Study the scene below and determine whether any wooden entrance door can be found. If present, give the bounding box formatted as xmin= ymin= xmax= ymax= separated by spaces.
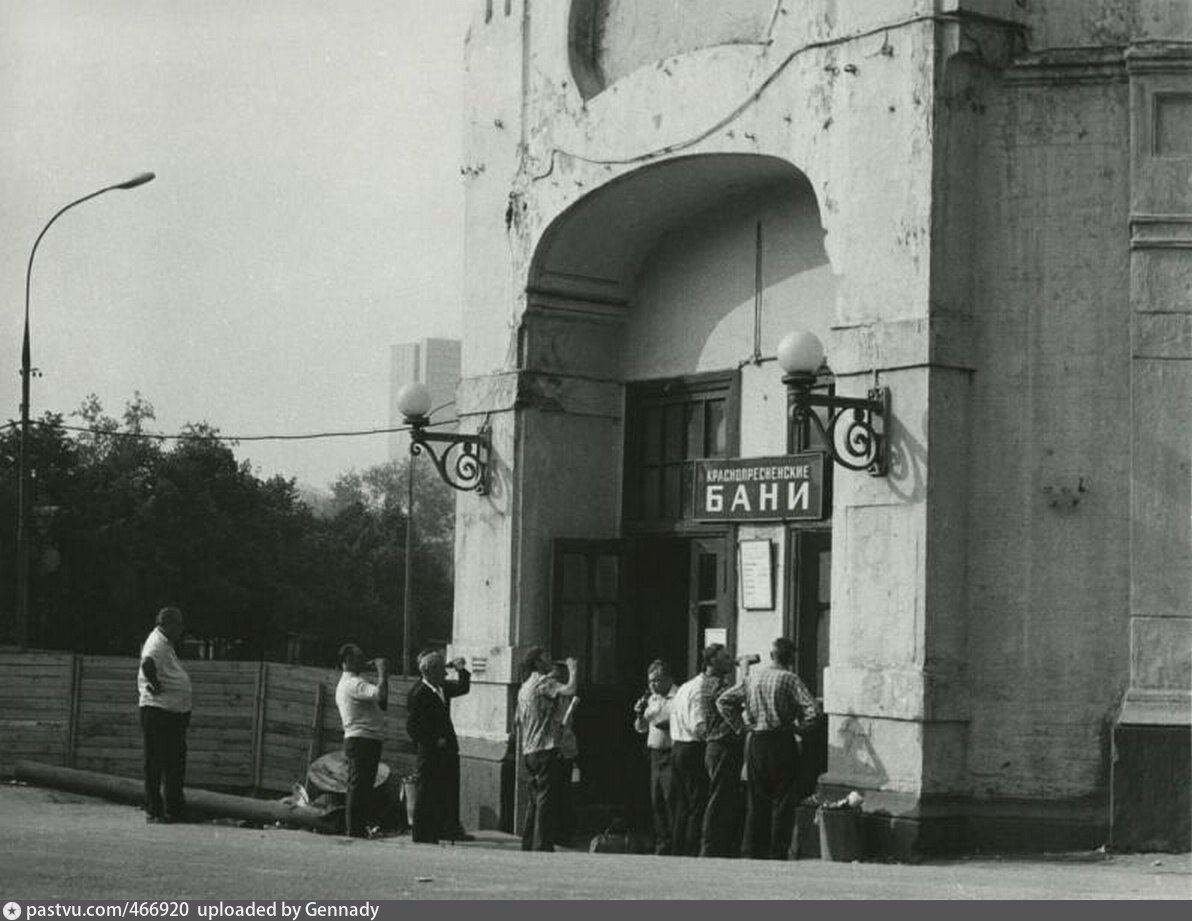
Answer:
xmin=786 ymin=527 xmax=831 ymax=795
xmin=548 ymin=534 xmax=733 ymax=834
xmin=549 ymin=539 xmax=637 ymax=830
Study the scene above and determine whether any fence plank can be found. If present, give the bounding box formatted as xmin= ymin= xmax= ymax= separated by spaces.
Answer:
xmin=0 ymin=654 xmax=433 ymax=793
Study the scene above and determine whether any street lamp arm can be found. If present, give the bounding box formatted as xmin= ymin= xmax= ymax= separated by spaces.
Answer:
xmin=24 ymin=173 xmax=157 ymax=340
xmin=16 ymin=171 xmax=155 ymax=649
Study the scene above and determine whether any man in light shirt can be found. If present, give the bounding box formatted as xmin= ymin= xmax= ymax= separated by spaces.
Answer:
xmin=633 ymin=659 xmax=676 ymax=855
xmin=334 ymin=643 xmax=389 ymax=838
xmin=516 ymin=646 xmax=579 ymax=851
xmin=669 ymin=651 xmax=715 ymax=856
xmin=137 ymin=606 xmax=192 ymax=824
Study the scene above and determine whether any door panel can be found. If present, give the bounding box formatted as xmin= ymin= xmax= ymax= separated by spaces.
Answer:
xmin=790 ymin=529 xmax=831 ymax=696
xmin=551 ymin=540 xmax=634 ymax=815
xmin=786 ymin=527 xmax=831 ymax=797
xmin=688 ymin=536 xmax=733 ymax=677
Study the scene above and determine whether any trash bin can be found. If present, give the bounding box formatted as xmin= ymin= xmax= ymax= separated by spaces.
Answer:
xmin=817 ymin=806 xmax=863 ymax=861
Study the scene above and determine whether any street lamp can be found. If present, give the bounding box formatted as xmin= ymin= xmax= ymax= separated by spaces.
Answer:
xmin=395 ymin=381 xmax=490 ymax=494
xmin=395 ymin=381 xmax=490 ymax=675
xmin=777 ymin=329 xmax=890 ymax=477
xmin=16 ymin=172 xmax=155 ymax=648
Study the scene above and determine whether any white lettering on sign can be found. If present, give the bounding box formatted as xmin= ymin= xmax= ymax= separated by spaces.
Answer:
xmin=695 ymin=454 xmax=824 ymax=521
xmin=706 ymin=464 xmax=813 ymax=483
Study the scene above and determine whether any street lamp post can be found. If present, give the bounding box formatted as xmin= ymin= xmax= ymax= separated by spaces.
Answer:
xmin=16 ymin=172 xmax=155 ymax=649
xmin=403 ymin=454 xmax=415 ymax=678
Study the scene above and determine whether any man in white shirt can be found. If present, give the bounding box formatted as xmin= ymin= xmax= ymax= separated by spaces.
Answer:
xmin=137 ymin=606 xmax=192 ymax=823
xmin=669 ymin=652 xmax=714 ymax=857
xmin=334 ymin=643 xmax=389 ymax=838
xmin=633 ymin=659 xmax=676 ymax=855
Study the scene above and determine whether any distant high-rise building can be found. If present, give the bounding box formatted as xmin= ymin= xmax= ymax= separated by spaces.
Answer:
xmin=389 ymin=337 xmax=461 ymax=461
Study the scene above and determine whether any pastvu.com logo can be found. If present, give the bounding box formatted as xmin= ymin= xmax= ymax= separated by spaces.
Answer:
xmin=3 ymin=902 xmax=22 ymax=920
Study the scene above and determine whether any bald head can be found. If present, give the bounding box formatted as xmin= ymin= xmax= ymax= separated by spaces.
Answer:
xmin=156 ymin=606 xmax=184 ymax=643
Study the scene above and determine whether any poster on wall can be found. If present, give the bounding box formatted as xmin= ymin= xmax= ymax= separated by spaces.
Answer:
xmin=738 ymin=539 xmax=774 ymax=610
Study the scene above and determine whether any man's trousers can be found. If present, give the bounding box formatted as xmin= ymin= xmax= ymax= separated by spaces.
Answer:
xmin=343 ymin=736 xmax=382 ymax=838
xmin=701 ymin=735 xmax=745 ymax=857
xmin=670 ymin=739 xmax=708 ymax=857
xmin=413 ymin=743 xmax=460 ymax=843
xmin=647 ymin=747 xmax=674 ymax=854
xmin=743 ymin=730 xmax=799 ymax=860
xmin=521 ymin=748 xmax=562 ymax=852
xmin=140 ymin=706 xmax=190 ymax=821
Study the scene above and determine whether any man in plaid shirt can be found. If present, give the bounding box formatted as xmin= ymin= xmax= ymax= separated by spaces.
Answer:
xmin=716 ymin=637 xmax=820 ymax=860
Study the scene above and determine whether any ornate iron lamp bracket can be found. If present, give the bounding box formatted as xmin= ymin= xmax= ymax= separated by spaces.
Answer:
xmin=407 ymin=418 xmax=491 ymax=494
xmin=785 ymin=373 xmax=890 ymax=477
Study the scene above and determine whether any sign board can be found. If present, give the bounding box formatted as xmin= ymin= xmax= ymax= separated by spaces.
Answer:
xmin=738 ymin=539 xmax=774 ymax=610
xmin=703 ymin=627 xmax=728 ymax=648
xmin=693 ymin=453 xmax=825 ymax=521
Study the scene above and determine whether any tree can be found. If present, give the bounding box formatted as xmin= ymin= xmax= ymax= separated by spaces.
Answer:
xmin=0 ymin=395 xmax=456 ymax=665
xmin=324 ymin=458 xmax=456 ymax=671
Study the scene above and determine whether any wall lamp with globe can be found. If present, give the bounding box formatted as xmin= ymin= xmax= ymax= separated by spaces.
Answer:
xmin=777 ymin=330 xmax=890 ymax=477
xmin=396 ymin=381 xmax=491 ymax=494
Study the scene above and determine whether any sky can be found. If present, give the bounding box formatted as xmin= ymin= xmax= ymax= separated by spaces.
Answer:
xmin=0 ymin=0 xmax=471 ymax=490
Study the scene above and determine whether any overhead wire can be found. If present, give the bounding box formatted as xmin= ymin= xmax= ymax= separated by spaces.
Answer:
xmin=0 ymin=404 xmax=464 ymax=445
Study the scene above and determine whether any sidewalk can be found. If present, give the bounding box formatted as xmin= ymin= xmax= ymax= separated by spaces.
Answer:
xmin=2 ymin=783 xmax=1188 ymax=900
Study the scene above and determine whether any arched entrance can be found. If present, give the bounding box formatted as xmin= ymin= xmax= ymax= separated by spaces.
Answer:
xmin=523 ymin=153 xmax=837 ymax=833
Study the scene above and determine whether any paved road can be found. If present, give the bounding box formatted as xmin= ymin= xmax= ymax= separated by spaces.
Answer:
xmin=1 ymin=785 xmax=1187 ymax=900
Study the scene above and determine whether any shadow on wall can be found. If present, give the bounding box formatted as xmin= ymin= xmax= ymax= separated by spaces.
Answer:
xmin=627 ymin=182 xmax=833 ymax=377
xmin=484 ymin=439 xmax=509 ymax=512
xmin=828 ymin=715 xmax=890 ymax=791
xmin=885 ymin=408 xmax=928 ymax=505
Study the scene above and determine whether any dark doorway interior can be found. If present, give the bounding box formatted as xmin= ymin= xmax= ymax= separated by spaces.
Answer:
xmin=632 ymin=538 xmax=690 ymax=681
xmin=786 ymin=526 xmax=831 ymax=797
xmin=549 ymin=534 xmax=735 ymax=838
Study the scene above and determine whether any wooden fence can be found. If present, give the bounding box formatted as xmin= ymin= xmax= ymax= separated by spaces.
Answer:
xmin=0 ymin=651 xmax=417 ymax=794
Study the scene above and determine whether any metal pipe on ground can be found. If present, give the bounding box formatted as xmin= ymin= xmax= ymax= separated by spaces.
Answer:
xmin=14 ymin=760 xmax=338 ymax=834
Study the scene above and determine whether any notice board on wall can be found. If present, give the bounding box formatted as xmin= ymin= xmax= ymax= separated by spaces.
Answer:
xmin=738 ymin=539 xmax=774 ymax=610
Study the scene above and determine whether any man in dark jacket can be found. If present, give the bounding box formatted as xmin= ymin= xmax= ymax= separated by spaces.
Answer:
xmin=406 ymin=649 xmax=471 ymax=843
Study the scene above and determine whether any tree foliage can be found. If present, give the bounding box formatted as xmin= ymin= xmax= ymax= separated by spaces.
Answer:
xmin=0 ymin=396 xmax=454 ymax=666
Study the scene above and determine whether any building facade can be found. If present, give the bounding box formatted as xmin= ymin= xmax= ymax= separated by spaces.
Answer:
xmin=389 ymin=337 xmax=462 ymax=459
xmin=444 ymin=0 xmax=1191 ymax=854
